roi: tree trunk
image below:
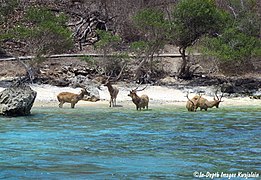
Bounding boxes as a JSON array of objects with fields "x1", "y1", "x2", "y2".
[
  {"x1": 177, "y1": 47, "x2": 194, "y2": 80},
  {"x1": 178, "y1": 47, "x2": 187, "y2": 78},
  {"x1": 135, "y1": 57, "x2": 148, "y2": 80}
]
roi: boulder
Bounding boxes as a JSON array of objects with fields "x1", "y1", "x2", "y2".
[
  {"x1": 69, "y1": 75, "x2": 101, "y2": 101},
  {"x1": 0, "y1": 84, "x2": 37, "y2": 116},
  {"x1": 83, "y1": 95, "x2": 100, "y2": 102}
]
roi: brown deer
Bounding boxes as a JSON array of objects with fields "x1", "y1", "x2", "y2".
[
  {"x1": 57, "y1": 88, "x2": 90, "y2": 108},
  {"x1": 186, "y1": 94, "x2": 202, "y2": 112},
  {"x1": 193, "y1": 92, "x2": 224, "y2": 111},
  {"x1": 128, "y1": 85, "x2": 149, "y2": 110},
  {"x1": 103, "y1": 80, "x2": 119, "y2": 107}
]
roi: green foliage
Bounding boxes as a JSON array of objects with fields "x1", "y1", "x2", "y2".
[
  {"x1": 133, "y1": 8, "x2": 169, "y2": 32},
  {"x1": 94, "y1": 30, "x2": 121, "y2": 50},
  {"x1": 131, "y1": 8, "x2": 172, "y2": 80},
  {"x1": 25, "y1": 7, "x2": 67, "y2": 25},
  {"x1": 94, "y1": 30, "x2": 128, "y2": 76},
  {"x1": 130, "y1": 41, "x2": 149, "y2": 53},
  {"x1": 7, "y1": 7, "x2": 73, "y2": 56},
  {"x1": 133, "y1": 8, "x2": 171, "y2": 43},
  {"x1": 111, "y1": 52, "x2": 130, "y2": 60},
  {"x1": 201, "y1": 28, "x2": 261, "y2": 62},
  {"x1": 200, "y1": 0, "x2": 261, "y2": 64},
  {"x1": 172, "y1": 0, "x2": 228, "y2": 48}
]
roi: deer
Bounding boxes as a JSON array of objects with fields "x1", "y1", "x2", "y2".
[
  {"x1": 57, "y1": 88, "x2": 90, "y2": 108},
  {"x1": 193, "y1": 92, "x2": 224, "y2": 111},
  {"x1": 186, "y1": 94, "x2": 202, "y2": 112},
  {"x1": 128, "y1": 85, "x2": 149, "y2": 110},
  {"x1": 103, "y1": 79, "x2": 119, "y2": 107}
]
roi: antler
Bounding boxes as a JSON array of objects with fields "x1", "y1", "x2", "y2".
[
  {"x1": 134, "y1": 84, "x2": 148, "y2": 92},
  {"x1": 186, "y1": 93, "x2": 195, "y2": 105},
  {"x1": 215, "y1": 90, "x2": 224, "y2": 101},
  {"x1": 219, "y1": 93, "x2": 224, "y2": 101}
]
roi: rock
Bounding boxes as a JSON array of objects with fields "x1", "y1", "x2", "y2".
[
  {"x1": 221, "y1": 83, "x2": 235, "y2": 94},
  {"x1": 83, "y1": 95, "x2": 100, "y2": 102},
  {"x1": 50, "y1": 79, "x2": 70, "y2": 87},
  {"x1": 0, "y1": 84, "x2": 37, "y2": 116}
]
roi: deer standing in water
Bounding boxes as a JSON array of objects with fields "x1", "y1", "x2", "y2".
[
  {"x1": 57, "y1": 88, "x2": 90, "y2": 108},
  {"x1": 128, "y1": 85, "x2": 149, "y2": 110},
  {"x1": 103, "y1": 79, "x2": 119, "y2": 107},
  {"x1": 193, "y1": 92, "x2": 224, "y2": 111},
  {"x1": 186, "y1": 94, "x2": 202, "y2": 112}
]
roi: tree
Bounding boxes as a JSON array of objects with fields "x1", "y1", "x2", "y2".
[
  {"x1": 200, "y1": 0, "x2": 261, "y2": 75},
  {"x1": 132, "y1": 8, "x2": 170, "y2": 82},
  {"x1": 94, "y1": 30, "x2": 128, "y2": 79},
  {"x1": 1, "y1": 6, "x2": 73, "y2": 82},
  {"x1": 171, "y1": 0, "x2": 227, "y2": 79}
]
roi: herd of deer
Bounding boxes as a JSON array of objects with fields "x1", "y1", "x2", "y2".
[
  {"x1": 57, "y1": 79, "x2": 223, "y2": 111},
  {"x1": 186, "y1": 93, "x2": 223, "y2": 112}
]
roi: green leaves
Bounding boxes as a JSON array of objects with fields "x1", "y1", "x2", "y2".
[
  {"x1": 133, "y1": 8, "x2": 167, "y2": 30},
  {"x1": 94, "y1": 30, "x2": 121, "y2": 49},
  {"x1": 9, "y1": 7, "x2": 73, "y2": 56},
  {"x1": 132, "y1": 8, "x2": 170, "y2": 54},
  {"x1": 200, "y1": 0, "x2": 261, "y2": 64},
  {"x1": 172, "y1": 0, "x2": 227, "y2": 48},
  {"x1": 201, "y1": 27, "x2": 261, "y2": 62}
]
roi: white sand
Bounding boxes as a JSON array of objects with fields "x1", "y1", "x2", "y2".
[{"x1": 0, "y1": 84, "x2": 260, "y2": 108}]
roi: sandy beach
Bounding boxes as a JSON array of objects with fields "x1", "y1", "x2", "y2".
[{"x1": 1, "y1": 84, "x2": 260, "y2": 108}]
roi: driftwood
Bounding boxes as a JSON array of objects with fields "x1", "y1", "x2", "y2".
[{"x1": 68, "y1": 11, "x2": 113, "y2": 50}]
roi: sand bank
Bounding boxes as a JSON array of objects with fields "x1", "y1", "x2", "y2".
[
  {"x1": 6, "y1": 84, "x2": 261, "y2": 108},
  {"x1": 0, "y1": 84, "x2": 260, "y2": 108}
]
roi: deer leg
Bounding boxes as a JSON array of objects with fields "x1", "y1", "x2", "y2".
[
  {"x1": 59, "y1": 102, "x2": 64, "y2": 108},
  {"x1": 71, "y1": 103, "x2": 75, "y2": 108},
  {"x1": 109, "y1": 98, "x2": 112, "y2": 107},
  {"x1": 111, "y1": 98, "x2": 114, "y2": 107},
  {"x1": 114, "y1": 98, "x2": 116, "y2": 107}
]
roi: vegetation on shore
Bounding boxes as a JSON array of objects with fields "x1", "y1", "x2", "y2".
[{"x1": 0, "y1": 0, "x2": 260, "y2": 84}]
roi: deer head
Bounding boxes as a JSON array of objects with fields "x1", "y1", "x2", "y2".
[{"x1": 128, "y1": 84, "x2": 148, "y2": 97}]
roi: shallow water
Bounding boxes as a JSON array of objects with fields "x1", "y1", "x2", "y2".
[{"x1": 0, "y1": 105, "x2": 260, "y2": 179}]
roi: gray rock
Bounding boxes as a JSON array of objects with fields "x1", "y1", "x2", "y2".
[
  {"x1": 69, "y1": 75, "x2": 101, "y2": 100},
  {"x1": 0, "y1": 85, "x2": 37, "y2": 116}
]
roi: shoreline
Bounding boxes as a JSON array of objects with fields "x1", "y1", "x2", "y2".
[
  {"x1": 0, "y1": 84, "x2": 260, "y2": 108},
  {"x1": 33, "y1": 98, "x2": 261, "y2": 109}
]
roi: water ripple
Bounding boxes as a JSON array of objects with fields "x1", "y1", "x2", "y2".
[{"x1": 0, "y1": 106, "x2": 260, "y2": 179}]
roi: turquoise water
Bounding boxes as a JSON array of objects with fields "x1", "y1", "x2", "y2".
[{"x1": 0, "y1": 105, "x2": 260, "y2": 179}]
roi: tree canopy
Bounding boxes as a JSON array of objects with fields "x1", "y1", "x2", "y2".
[{"x1": 170, "y1": 0, "x2": 227, "y2": 78}]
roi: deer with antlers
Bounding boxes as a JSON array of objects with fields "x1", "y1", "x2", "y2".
[
  {"x1": 128, "y1": 85, "x2": 149, "y2": 110},
  {"x1": 103, "y1": 78, "x2": 119, "y2": 107},
  {"x1": 193, "y1": 91, "x2": 224, "y2": 111},
  {"x1": 186, "y1": 93, "x2": 202, "y2": 112}
]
